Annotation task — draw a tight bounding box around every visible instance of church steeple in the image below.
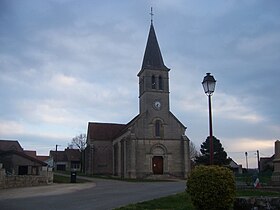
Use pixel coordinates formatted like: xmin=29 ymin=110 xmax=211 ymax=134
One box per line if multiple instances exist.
xmin=140 ymin=23 xmax=169 ymax=72
xmin=138 ymin=17 xmax=170 ymax=115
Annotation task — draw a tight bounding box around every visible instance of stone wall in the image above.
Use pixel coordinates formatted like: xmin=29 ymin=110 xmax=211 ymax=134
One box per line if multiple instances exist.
xmin=0 ymin=165 xmax=53 ymax=189
xmin=234 ymin=197 xmax=280 ymax=210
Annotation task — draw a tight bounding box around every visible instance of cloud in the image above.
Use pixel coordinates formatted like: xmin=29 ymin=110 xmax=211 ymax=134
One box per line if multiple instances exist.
xmin=0 ymin=120 xmax=25 ymax=136
xmin=225 ymin=138 xmax=274 ymax=153
xmin=215 ymin=93 xmax=264 ymax=123
xmin=236 ymin=32 xmax=280 ymax=59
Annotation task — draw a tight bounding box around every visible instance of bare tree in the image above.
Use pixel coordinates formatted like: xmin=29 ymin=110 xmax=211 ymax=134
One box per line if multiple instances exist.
xmin=70 ymin=133 xmax=87 ymax=173
xmin=71 ymin=133 xmax=87 ymax=151
xmin=190 ymin=141 xmax=199 ymax=161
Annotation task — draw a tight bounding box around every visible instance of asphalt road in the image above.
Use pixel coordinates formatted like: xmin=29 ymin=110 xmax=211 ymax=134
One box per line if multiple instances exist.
xmin=0 ymin=178 xmax=185 ymax=210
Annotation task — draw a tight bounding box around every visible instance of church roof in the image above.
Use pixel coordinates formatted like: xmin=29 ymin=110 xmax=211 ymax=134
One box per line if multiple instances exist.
xmin=140 ymin=23 xmax=169 ymax=72
xmin=87 ymin=122 xmax=127 ymax=141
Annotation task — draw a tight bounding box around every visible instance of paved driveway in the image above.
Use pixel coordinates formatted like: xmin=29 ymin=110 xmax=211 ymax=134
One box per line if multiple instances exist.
xmin=0 ymin=178 xmax=185 ymax=210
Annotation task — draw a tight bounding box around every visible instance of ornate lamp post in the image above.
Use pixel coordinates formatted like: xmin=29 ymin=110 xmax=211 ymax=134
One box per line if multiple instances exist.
xmin=202 ymin=73 xmax=216 ymax=165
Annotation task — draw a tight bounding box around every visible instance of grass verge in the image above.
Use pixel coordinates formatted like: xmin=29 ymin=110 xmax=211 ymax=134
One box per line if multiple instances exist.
xmin=115 ymin=192 xmax=194 ymax=210
xmin=53 ymin=174 xmax=89 ymax=183
xmin=114 ymin=190 xmax=280 ymax=210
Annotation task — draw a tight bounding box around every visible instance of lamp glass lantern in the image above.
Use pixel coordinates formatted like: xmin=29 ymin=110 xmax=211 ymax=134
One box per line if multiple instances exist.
xmin=202 ymin=73 xmax=216 ymax=96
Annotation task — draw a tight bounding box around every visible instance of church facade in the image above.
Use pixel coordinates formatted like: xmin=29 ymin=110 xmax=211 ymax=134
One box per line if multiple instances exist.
xmin=85 ymin=21 xmax=190 ymax=179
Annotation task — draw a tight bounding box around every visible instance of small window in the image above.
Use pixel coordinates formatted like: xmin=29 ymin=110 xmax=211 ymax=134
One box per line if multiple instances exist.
xmin=159 ymin=76 xmax=163 ymax=90
xmin=152 ymin=75 xmax=156 ymax=89
xmin=18 ymin=165 xmax=28 ymax=175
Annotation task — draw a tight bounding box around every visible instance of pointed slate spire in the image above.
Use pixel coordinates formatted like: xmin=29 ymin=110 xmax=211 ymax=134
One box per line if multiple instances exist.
xmin=141 ymin=23 xmax=169 ymax=71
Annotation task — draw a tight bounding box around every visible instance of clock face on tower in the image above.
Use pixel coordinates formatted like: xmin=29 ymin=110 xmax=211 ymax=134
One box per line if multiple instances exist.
xmin=153 ymin=100 xmax=161 ymax=110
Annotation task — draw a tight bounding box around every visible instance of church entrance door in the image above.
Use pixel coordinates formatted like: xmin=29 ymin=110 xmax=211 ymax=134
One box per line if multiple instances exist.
xmin=152 ymin=156 xmax=163 ymax=174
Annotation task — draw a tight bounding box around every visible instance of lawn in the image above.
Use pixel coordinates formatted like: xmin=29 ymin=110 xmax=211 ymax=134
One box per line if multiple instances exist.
xmin=114 ymin=190 xmax=280 ymax=210
xmin=115 ymin=192 xmax=195 ymax=210
xmin=235 ymin=172 xmax=273 ymax=186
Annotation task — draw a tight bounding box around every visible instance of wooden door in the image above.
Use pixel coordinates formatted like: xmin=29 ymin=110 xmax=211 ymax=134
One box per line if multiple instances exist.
xmin=152 ymin=156 xmax=163 ymax=174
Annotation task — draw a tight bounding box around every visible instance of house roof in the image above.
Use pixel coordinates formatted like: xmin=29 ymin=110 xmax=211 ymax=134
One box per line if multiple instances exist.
xmin=49 ymin=148 xmax=81 ymax=162
xmin=36 ymin=155 xmax=50 ymax=162
xmin=65 ymin=149 xmax=80 ymax=161
xmin=260 ymin=154 xmax=275 ymax=161
xmin=0 ymin=150 xmax=47 ymax=166
xmin=139 ymin=23 xmax=169 ymax=73
xmin=87 ymin=122 xmax=127 ymax=141
xmin=0 ymin=140 xmax=23 ymax=152
xmin=229 ymin=159 xmax=241 ymax=168
xmin=24 ymin=150 xmax=37 ymax=158
xmin=50 ymin=150 xmax=68 ymax=161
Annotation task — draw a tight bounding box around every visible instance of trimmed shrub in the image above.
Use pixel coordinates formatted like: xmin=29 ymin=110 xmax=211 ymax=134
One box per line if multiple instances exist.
xmin=187 ymin=165 xmax=236 ymax=210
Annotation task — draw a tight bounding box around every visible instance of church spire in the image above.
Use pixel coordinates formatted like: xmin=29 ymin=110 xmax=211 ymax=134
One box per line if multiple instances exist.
xmin=150 ymin=7 xmax=154 ymax=24
xmin=140 ymin=11 xmax=169 ymax=72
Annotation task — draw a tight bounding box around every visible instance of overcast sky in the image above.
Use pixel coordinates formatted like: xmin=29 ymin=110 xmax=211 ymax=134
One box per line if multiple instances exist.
xmin=0 ymin=0 xmax=279 ymax=168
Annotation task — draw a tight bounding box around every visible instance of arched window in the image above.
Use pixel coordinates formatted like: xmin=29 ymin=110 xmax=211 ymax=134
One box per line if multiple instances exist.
xmin=159 ymin=75 xmax=163 ymax=90
xmin=155 ymin=120 xmax=161 ymax=137
xmin=152 ymin=75 xmax=156 ymax=89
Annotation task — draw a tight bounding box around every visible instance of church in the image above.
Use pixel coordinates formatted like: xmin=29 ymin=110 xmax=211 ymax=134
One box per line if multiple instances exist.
xmin=85 ymin=19 xmax=191 ymax=179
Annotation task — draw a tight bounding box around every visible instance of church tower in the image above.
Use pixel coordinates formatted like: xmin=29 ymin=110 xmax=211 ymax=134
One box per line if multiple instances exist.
xmin=138 ymin=22 xmax=170 ymax=115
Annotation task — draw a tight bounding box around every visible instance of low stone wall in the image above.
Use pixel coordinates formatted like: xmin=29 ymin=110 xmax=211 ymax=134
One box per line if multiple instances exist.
xmin=0 ymin=168 xmax=53 ymax=189
xmin=234 ymin=197 xmax=280 ymax=210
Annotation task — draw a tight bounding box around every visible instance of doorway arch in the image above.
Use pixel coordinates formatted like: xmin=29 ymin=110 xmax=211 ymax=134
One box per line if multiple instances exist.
xmin=150 ymin=144 xmax=167 ymax=175
xmin=152 ymin=156 xmax=163 ymax=174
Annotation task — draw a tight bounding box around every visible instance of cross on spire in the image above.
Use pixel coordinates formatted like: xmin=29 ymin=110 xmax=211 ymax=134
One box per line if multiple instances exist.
xmin=150 ymin=7 xmax=154 ymax=24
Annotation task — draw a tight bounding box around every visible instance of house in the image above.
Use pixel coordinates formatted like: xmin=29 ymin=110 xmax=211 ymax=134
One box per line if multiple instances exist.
xmin=50 ymin=148 xmax=81 ymax=171
xmin=24 ymin=150 xmax=53 ymax=168
xmin=260 ymin=155 xmax=274 ymax=172
xmin=85 ymin=20 xmax=191 ymax=179
xmin=0 ymin=140 xmax=48 ymax=175
xmin=229 ymin=159 xmax=242 ymax=174
xmin=0 ymin=139 xmax=53 ymax=188
xmin=0 ymin=150 xmax=47 ymax=175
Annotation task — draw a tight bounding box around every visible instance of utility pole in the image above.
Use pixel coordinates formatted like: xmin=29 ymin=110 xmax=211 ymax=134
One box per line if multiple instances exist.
xmin=245 ymin=152 xmax=248 ymax=171
xmin=257 ymin=150 xmax=260 ymax=173
xmin=55 ymin=144 xmax=60 ymax=171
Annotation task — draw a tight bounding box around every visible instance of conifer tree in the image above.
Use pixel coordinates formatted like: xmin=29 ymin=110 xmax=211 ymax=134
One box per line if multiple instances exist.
xmin=195 ymin=136 xmax=231 ymax=166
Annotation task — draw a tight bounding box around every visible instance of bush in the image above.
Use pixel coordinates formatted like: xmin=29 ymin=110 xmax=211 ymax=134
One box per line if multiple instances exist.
xmin=187 ymin=165 xmax=236 ymax=210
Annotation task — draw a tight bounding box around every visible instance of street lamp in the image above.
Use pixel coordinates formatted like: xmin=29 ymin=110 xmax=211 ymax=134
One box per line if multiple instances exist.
xmin=202 ymin=73 xmax=216 ymax=165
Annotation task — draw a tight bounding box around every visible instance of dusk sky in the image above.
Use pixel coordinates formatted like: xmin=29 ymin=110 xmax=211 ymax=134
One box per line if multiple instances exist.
xmin=0 ymin=0 xmax=279 ymax=168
